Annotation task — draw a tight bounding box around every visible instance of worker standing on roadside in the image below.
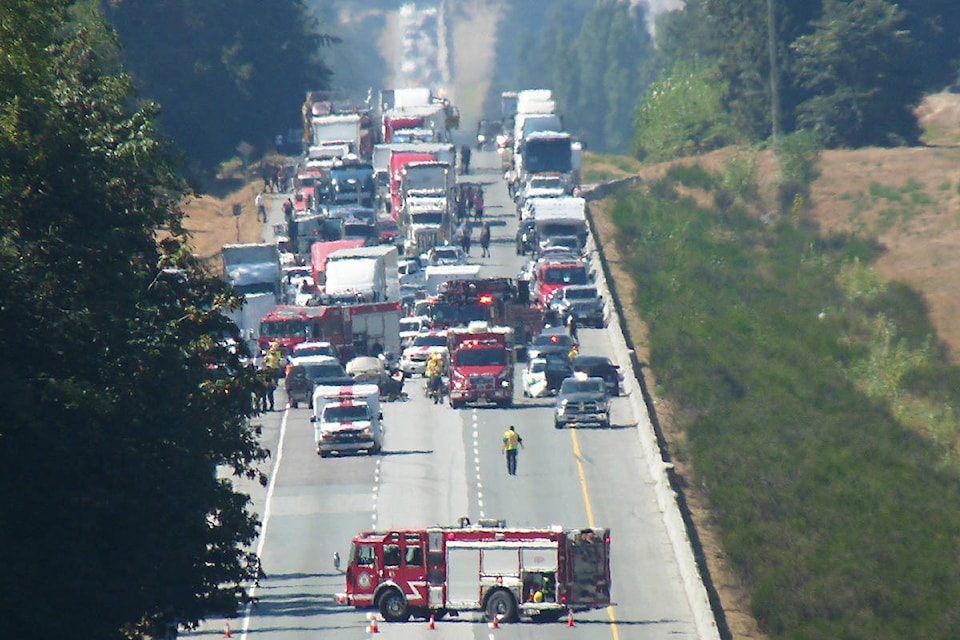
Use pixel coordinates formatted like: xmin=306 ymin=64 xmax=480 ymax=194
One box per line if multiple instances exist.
xmin=255 ymin=190 xmax=266 ymax=222
xmin=502 ymin=425 xmax=524 ymax=476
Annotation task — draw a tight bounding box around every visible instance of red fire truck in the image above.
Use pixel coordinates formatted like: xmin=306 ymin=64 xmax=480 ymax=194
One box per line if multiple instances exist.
xmin=447 ymin=323 xmax=515 ymax=408
xmin=336 ymin=520 xmax=611 ymax=623
xmin=257 ymin=301 xmax=400 ymax=359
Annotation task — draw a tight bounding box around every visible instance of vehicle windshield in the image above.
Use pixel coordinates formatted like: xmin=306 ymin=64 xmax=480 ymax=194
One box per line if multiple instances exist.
xmin=564 ymin=287 xmax=598 ymax=300
xmin=400 ymin=319 xmax=423 ymax=332
xmin=543 ymin=266 xmax=588 ymax=285
xmin=433 ymin=248 xmax=461 ymax=261
xmin=529 ymin=360 xmax=546 ymax=373
xmin=261 ymin=320 xmax=305 ymax=339
xmin=560 ymin=379 xmax=604 ymax=395
xmin=404 ymin=165 xmax=449 ymax=190
xmin=411 ymin=212 xmax=444 ymax=225
xmin=524 ymin=139 xmax=572 ymax=174
xmin=303 ymin=363 xmax=346 ymax=380
xmin=323 ymin=404 xmax=370 ymax=422
xmin=413 ymin=334 xmax=447 ymax=347
xmin=530 ymin=177 xmax=563 ymax=190
xmin=456 ymin=349 xmax=507 ymax=367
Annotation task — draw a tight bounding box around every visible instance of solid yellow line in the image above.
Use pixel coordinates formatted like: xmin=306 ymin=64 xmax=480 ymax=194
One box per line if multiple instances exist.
xmin=569 ymin=427 xmax=620 ymax=640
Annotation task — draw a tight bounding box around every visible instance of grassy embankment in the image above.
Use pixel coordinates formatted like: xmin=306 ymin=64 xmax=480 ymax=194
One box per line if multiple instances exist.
xmin=600 ymin=161 xmax=960 ymax=638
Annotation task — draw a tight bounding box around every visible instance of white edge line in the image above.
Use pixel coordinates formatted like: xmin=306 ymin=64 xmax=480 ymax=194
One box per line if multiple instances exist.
xmin=240 ymin=408 xmax=290 ymax=639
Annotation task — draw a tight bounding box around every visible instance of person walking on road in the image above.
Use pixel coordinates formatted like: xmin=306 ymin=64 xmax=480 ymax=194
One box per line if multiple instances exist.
xmin=479 ymin=222 xmax=491 ymax=258
xmin=255 ymin=190 xmax=266 ymax=222
xmin=502 ymin=425 xmax=524 ymax=476
xmin=460 ymin=144 xmax=471 ymax=174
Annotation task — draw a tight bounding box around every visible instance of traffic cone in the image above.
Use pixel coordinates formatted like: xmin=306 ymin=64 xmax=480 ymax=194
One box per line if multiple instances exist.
xmin=224 ymin=621 xmax=232 ymax=638
xmin=566 ymin=609 xmax=575 ymax=627
xmin=367 ymin=614 xmax=380 ymax=634
xmin=428 ymin=614 xmax=436 ymax=630
xmin=489 ymin=614 xmax=499 ymax=630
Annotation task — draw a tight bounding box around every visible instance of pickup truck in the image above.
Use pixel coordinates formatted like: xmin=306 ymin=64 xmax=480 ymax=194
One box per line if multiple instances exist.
xmin=554 ymin=374 xmax=609 ymax=429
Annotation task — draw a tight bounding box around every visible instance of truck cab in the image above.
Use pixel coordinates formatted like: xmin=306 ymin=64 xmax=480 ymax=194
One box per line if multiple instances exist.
xmin=447 ymin=323 xmax=515 ymax=408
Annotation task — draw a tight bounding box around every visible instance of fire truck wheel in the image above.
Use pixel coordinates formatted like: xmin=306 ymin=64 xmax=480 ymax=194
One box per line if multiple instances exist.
xmin=484 ymin=589 xmax=518 ymax=623
xmin=290 ymin=399 xmax=298 ymax=409
xmin=378 ymin=588 xmax=410 ymax=622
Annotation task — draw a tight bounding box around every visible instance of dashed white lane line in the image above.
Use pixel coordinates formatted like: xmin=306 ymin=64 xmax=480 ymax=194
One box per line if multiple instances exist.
xmin=472 ymin=409 xmax=484 ymax=518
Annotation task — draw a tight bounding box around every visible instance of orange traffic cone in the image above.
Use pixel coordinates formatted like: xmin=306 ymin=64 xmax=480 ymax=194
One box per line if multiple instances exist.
xmin=224 ymin=621 xmax=232 ymax=638
xmin=428 ymin=614 xmax=436 ymax=630
xmin=489 ymin=614 xmax=500 ymax=630
xmin=567 ymin=609 xmax=575 ymax=627
xmin=367 ymin=614 xmax=380 ymax=634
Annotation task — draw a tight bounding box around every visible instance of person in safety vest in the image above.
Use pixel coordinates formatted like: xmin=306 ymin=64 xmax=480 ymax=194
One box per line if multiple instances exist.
xmin=425 ymin=352 xmax=444 ymax=404
xmin=501 ymin=425 xmax=524 ymax=476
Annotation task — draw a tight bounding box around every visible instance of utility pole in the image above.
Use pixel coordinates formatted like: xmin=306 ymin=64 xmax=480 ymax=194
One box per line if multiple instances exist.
xmin=767 ymin=0 xmax=780 ymax=142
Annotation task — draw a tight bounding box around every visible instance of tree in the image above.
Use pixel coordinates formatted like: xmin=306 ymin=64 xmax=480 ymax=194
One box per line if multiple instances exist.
xmin=633 ymin=59 xmax=740 ymax=162
xmin=792 ymin=0 xmax=919 ymax=147
xmin=602 ymin=3 xmax=652 ymax=155
xmin=0 ymin=1 xmax=268 ymax=637
xmin=106 ymin=0 xmax=336 ymax=173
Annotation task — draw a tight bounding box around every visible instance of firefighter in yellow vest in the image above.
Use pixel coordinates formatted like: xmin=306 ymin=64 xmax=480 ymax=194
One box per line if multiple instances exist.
xmin=501 ymin=425 xmax=524 ymax=476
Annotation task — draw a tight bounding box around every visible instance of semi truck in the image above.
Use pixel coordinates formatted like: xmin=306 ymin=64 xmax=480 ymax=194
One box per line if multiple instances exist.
xmin=221 ymin=243 xmax=281 ymax=352
xmin=324 ymin=244 xmax=399 ymax=304
xmin=447 ymin=322 xmax=515 ymax=408
xmin=311 ymin=383 xmax=382 ymax=457
xmin=336 ymin=519 xmax=611 ymax=623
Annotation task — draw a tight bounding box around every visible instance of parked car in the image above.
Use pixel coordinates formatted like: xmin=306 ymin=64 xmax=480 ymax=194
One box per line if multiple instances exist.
xmin=425 ymin=245 xmax=467 ymax=266
xmin=291 ymin=341 xmax=339 ymax=361
xmin=571 ymin=355 xmax=621 ymax=397
xmin=550 ymin=285 xmax=605 ymax=328
xmin=284 ymin=356 xmax=349 ymax=408
xmin=400 ymin=330 xmax=449 ymax=375
xmin=526 ymin=327 xmax=577 ymax=361
xmin=400 ymin=315 xmax=430 ymax=347
xmin=554 ymin=374 xmax=610 ymax=429
xmin=522 ymin=353 xmax=573 ymax=398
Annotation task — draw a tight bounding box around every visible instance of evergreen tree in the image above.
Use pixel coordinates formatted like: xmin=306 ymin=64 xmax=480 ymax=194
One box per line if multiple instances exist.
xmin=106 ymin=0 xmax=335 ymax=172
xmin=0 ymin=2 xmax=267 ymax=637
xmin=792 ymin=0 xmax=919 ymax=146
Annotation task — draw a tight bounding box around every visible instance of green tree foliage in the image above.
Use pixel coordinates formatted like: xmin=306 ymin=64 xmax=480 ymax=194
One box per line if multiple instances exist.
xmin=653 ymin=0 xmax=960 ymax=149
xmin=491 ymin=0 xmax=653 ymax=154
xmin=0 ymin=2 xmax=268 ymax=637
xmin=632 ymin=60 xmax=740 ymax=162
xmin=792 ymin=0 xmax=919 ymax=147
xmin=106 ymin=0 xmax=335 ymax=172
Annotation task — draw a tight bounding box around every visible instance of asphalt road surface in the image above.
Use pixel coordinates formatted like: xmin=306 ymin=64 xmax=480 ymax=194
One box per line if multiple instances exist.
xmin=185 ymin=148 xmax=716 ymax=640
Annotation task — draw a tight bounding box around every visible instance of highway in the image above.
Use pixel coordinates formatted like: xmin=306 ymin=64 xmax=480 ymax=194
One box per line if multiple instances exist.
xmin=185 ymin=148 xmax=716 ymax=640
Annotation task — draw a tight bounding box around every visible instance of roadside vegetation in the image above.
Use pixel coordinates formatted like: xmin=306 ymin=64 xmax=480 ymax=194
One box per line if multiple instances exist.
xmin=605 ymin=158 xmax=960 ymax=638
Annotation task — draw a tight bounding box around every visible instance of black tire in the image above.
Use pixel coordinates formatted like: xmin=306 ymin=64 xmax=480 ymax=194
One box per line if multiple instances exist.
xmin=290 ymin=399 xmax=298 ymax=409
xmin=379 ymin=588 xmax=410 ymax=622
xmin=485 ymin=589 xmax=518 ymax=623
xmin=600 ymin=419 xmax=610 ymax=428
xmin=318 ymin=449 xmax=329 ymax=458
xmin=554 ymin=420 xmax=563 ymax=430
